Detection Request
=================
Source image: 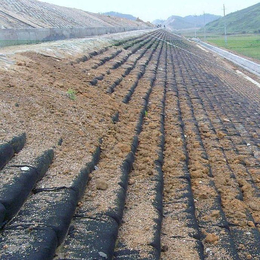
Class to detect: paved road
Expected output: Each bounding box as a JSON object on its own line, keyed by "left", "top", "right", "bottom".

{"left": 195, "top": 39, "right": 260, "bottom": 77}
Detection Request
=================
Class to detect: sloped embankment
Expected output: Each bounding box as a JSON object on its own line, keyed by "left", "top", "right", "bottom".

{"left": 0, "top": 29, "right": 260, "bottom": 259}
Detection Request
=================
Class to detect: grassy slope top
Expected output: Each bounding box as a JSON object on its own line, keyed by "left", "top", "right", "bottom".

{"left": 205, "top": 3, "right": 260, "bottom": 34}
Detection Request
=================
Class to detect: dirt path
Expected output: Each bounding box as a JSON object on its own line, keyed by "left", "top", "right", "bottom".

{"left": 0, "top": 29, "right": 260, "bottom": 259}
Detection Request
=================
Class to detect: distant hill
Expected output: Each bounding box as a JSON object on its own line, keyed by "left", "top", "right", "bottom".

{"left": 204, "top": 3, "right": 260, "bottom": 34}
{"left": 164, "top": 16, "right": 194, "bottom": 30}
{"left": 103, "top": 12, "right": 137, "bottom": 21}
{"left": 0, "top": 0, "right": 150, "bottom": 29}
{"left": 153, "top": 14, "right": 220, "bottom": 30}
{"left": 184, "top": 14, "right": 222, "bottom": 28}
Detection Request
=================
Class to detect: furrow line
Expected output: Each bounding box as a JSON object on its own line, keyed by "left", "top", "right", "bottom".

{"left": 160, "top": 42, "right": 204, "bottom": 260}
{"left": 107, "top": 33, "right": 163, "bottom": 94}
{"left": 170, "top": 31, "right": 260, "bottom": 259}
{"left": 113, "top": 34, "right": 167, "bottom": 260}
{"left": 54, "top": 33, "right": 167, "bottom": 260}
{"left": 88, "top": 31, "right": 163, "bottom": 88}
{"left": 169, "top": 34, "right": 240, "bottom": 259}
{"left": 186, "top": 66, "right": 260, "bottom": 259}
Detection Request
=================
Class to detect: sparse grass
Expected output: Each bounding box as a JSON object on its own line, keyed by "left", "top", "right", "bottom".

{"left": 67, "top": 88, "right": 76, "bottom": 100}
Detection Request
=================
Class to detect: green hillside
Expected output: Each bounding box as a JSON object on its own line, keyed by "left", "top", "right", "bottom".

{"left": 204, "top": 3, "right": 260, "bottom": 34}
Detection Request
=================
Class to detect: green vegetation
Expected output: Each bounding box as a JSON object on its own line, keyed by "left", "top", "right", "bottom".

{"left": 0, "top": 40, "right": 41, "bottom": 47}
{"left": 179, "top": 30, "right": 260, "bottom": 61}
{"left": 206, "top": 35, "right": 260, "bottom": 60}
{"left": 66, "top": 89, "right": 76, "bottom": 100}
{"left": 203, "top": 3, "right": 260, "bottom": 34}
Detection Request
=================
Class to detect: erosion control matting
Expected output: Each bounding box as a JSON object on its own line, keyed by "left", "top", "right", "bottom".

{"left": 1, "top": 29, "right": 260, "bottom": 259}
{"left": 0, "top": 133, "right": 26, "bottom": 170}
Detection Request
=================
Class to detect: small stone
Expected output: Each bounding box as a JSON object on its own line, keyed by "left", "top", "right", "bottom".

{"left": 240, "top": 221, "right": 247, "bottom": 227}
{"left": 58, "top": 138, "right": 63, "bottom": 146}
{"left": 16, "top": 61, "right": 24, "bottom": 66}
{"left": 205, "top": 248, "right": 212, "bottom": 254}
{"left": 96, "top": 180, "right": 108, "bottom": 190}
{"left": 161, "top": 245, "right": 169, "bottom": 252}
{"left": 98, "top": 251, "right": 108, "bottom": 258}
{"left": 128, "top": 179, "right": 135, "bottom": 185}
{"left": 77, "top": 201, "right": 83, "bottom": 208}
{"left": 204, "top": 233, "right": 219, "bottom": 244}
{"left": 217, "top": 131, "right": 226, "bottom": 139}
{"left": 253, "top": 151, "right": 260, "bottom": 159}
{"left": 247, "top": 221, "right": 255, "bottom": 227}
{"left": 21, "top": 166, "right": 30, "bottom": 171}
{"left": 148, "top": 171, "right": 153, "bottom": 176}
{"left": 211, "top": 210, "right": 220, "bottom": 218}
{"left": 238, "top": 244, "right": 246, "bottom": 250}
{"left": 164, "top": 187, "right": 171, "bottom": 194}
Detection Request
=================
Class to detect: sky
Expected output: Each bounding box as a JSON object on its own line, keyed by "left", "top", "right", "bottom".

{"left": 39, "top": 0, "right": 260, "bottom": 22}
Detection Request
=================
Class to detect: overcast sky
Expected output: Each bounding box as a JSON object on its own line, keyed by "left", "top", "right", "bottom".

{"left": 39, "top": 0, "right": 260, "bottom": 21}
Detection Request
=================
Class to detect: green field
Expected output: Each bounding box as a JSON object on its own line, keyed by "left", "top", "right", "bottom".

{"left": 205, "top": 34, "right": 260, "bottom": 61}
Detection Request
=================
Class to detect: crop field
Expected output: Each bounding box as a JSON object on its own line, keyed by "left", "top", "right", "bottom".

{"left": 205, "top": 34, "right": 260, "bottom": 61}
{"left": 1, "top": 29, "right": 260, "bottom": 259}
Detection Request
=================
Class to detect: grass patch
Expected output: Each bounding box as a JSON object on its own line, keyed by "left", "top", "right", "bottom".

{"left": 66, "top": 89, "right": 76, "bottom": 100}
